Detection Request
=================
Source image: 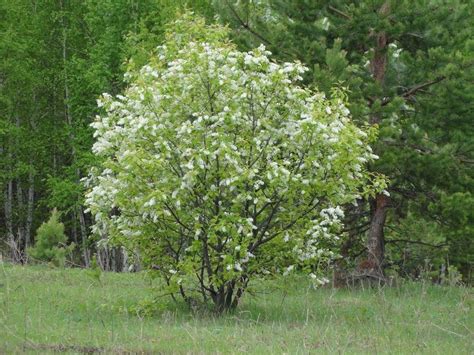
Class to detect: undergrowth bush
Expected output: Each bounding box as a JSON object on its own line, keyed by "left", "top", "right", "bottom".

{"left": 27, "top": 209, "right": 74, "bottom": 266}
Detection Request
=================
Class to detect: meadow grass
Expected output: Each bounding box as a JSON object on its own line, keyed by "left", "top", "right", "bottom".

{"left": 0, "top": 262, "right": 472, "bottom": 354}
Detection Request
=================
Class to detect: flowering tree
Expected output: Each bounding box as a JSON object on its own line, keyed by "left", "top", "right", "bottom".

{"left": 85, "top": 15, "right": 385, "bottom": 312}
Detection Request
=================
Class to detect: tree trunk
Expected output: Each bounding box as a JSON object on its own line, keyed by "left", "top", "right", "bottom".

{"left": 210, "top": 277, "right": 248, "bottom": 313}
{"left": 13, "top": 116, "right": 25, "bottom": 261}
{"left": 121, "top": 247, "right": 129, "bottom": 272}
{"left": 25, "top": 169, "right": 35, "bottom": 250}
{"left": 333, "top": 231, "right": 357, "bottom": 287}
{"left": 334, "top": 201, "right": 366, "bottom": 287}
{"left": 78, "top": 206, "right": 90, "bottom": 267}
{"left": 16, "top": 179, "right": 25, "bottom": 259}
{"left": 4, "top": 180, "right": 18, "bottom": 262}
{"left": 367, "top": 194, "right": 389, "bottom": 274}
{"left": 366, "top": 1, "right": 390, "bottom": 278}
{"left": 26, "top": 93, "right": 38, "bottom": 251}
{"left": 213, "top": 285, "right": 235, "bottom": 313}
{"left": 61, "top": 2, "right": 90, "bottom": 267}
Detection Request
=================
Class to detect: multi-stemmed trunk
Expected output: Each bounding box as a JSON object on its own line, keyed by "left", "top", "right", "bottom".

{"left": 210, "top": 278, "right": 248, "bottom": 313}
{"left": 3, "top": 176, "right": 34, "bottom": 263}
{"left": 2, "top": 116, "right": 35, "bottom": 263}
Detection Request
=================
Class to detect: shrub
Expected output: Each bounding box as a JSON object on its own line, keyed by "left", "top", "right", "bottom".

{"left": 27, "top": 209, "right": 72, "bottom": 267}
{"left": 85, "top": 14, "right": 385, "bottom": 312}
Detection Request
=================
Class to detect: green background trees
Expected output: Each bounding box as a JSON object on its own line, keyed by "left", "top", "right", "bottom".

{"left": 0, "top": 0, "right": 213, "bottom": 267}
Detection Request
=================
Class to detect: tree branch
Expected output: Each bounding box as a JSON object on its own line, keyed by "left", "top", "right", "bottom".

{"left": 328, "top": 5, "right": 352, "bottom": 20}
{"left": 386, "top": 238, "right": 448, "bottom": 248}
{"left": 380, "top": 76, "right": 446, "bottom": 107}
{"left": 401, "top": 76, "right": 446, "bottom": 99}
{"left": 225, "top": 0, "right": 271, "bottom": 45}
{"left": 225, "top": 0, "right": 296, "bottom": 59}
{"left": 163, "top": 202, "right": 191, "bottom": 232}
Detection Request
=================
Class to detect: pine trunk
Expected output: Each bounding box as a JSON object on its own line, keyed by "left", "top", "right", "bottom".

{"left": 367, "top": 194, "right": 389, "bottom": 274}
{"left": 366, "top": 1, "right": 390, "bottom": 278}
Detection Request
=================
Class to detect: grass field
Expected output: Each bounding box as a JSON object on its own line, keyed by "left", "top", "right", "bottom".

{"left": 0, "top": 263, "right": 472, "bottom": 354}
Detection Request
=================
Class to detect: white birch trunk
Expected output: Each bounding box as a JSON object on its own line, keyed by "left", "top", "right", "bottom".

{"left": 25, "top": 169, "right": 35, "bottom": 250}
{"left": 4, "top": 180, "right": 17, "bottom": 261}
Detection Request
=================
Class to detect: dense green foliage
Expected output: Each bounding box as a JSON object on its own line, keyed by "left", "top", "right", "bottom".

{"left": 0, "top": 264, "right": 472, "bottom": 353}
{"left": 0, "top": 0, "right": 213, "bottom": 267}
{"left": 0, "top": 0, "right": 472, "bottom": 296}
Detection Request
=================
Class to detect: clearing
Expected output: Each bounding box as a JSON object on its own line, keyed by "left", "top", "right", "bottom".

{"left": 0, "top": 263, "right": 472, "bottom": 353}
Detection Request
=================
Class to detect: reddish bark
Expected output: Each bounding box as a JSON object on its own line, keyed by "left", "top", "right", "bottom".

{"left": 367, "top": 1, "right": 391, "bottom": 278}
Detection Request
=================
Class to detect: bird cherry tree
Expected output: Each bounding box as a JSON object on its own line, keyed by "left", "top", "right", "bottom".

{"left": 85, "top": 14, "right": 385, "bottom": 312}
